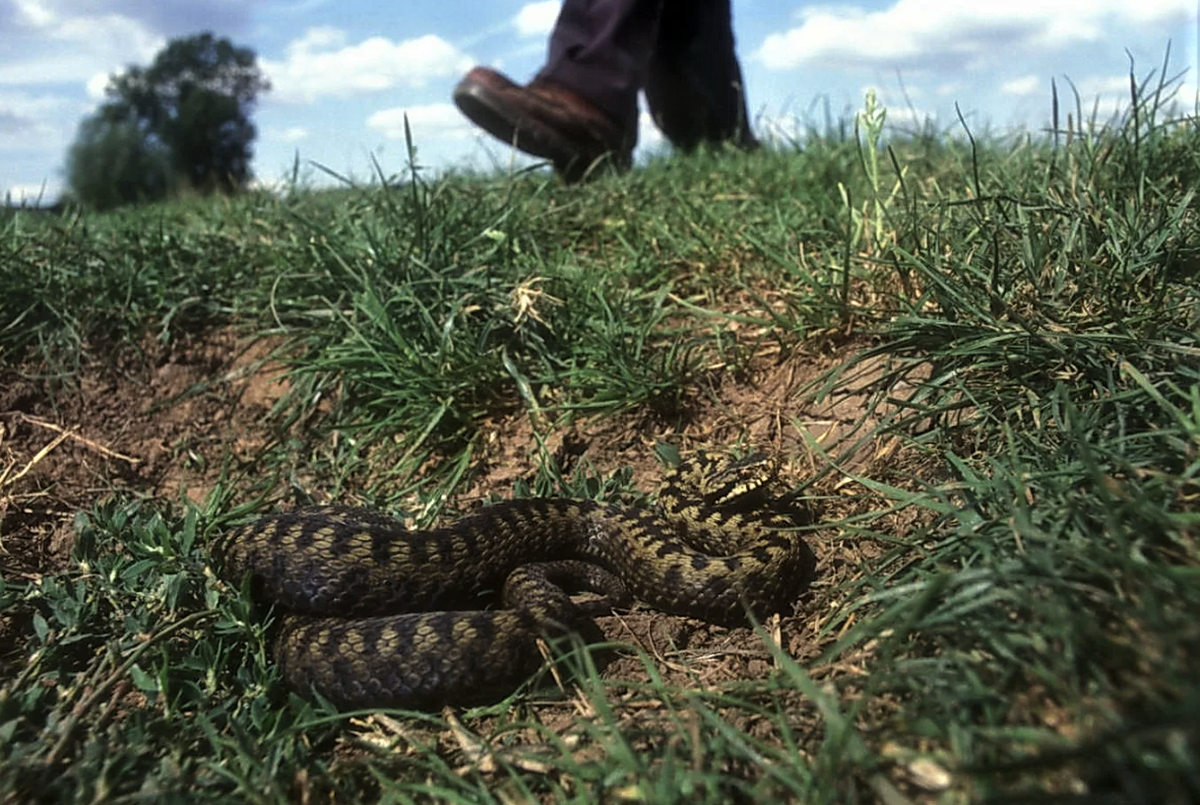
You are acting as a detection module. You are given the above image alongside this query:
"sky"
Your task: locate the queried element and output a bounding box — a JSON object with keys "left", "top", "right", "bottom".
{"left": 2, "top": 0, "right": 1197, "bottom": 204}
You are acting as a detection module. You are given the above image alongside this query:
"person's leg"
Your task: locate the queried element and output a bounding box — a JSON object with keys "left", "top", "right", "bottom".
{"left": 452, "top": 0, "right": 663, "bottom": 182}
{"left": 536, "top": 0, "right": 665, "bottom": 149}
{"left": 644, "top": 0, "right": 758, "bottom": 151}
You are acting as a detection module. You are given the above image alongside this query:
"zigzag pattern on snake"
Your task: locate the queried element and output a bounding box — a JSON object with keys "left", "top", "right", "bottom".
{"left": 212, "top": 452, "right": 815, "bottom": 709}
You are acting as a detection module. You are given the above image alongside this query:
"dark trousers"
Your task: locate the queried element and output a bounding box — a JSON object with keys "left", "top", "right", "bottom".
{"left": 537, "top": 0, "right": 756, "bottom": 151}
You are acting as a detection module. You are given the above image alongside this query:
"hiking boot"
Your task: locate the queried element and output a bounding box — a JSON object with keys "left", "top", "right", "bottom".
{"left": 453, "top": 66, "right": 632, "bottom": 183}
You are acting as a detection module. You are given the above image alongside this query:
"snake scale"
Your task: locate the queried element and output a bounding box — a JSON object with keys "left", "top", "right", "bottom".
{"left": 213, "top": 452, "right": 815, "bottom": 709}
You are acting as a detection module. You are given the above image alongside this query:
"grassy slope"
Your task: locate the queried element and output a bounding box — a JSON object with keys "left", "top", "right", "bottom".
{"left": 1, "top": 73, "right": 1198, "bottom": 803}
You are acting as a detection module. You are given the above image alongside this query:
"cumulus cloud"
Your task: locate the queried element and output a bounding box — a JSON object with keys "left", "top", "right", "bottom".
{"left": 1178, "top": 81, "right": 1199, "bottom": 108}
{"left": 1002, "top": 75, "right": 1041, "bottom": 96}
{"left": 757, "top": 0, "right": 1194, "bottom": 71}
{"left": 0, "top": 3, "right": 162, "bottom": 156}
{"left": 264, "top": 126, "right": 309, "bottom": 143}
{"left": 879, "top": 104, "right": 933, "bottom": 125}
{"left": 4, "top": 181, "right": 63, "bottom": 205}
{"left": 287, "top": 26, "right": 345, "bottom": 52}
{"left": 514, "top": 1, "right": 561, "bottom": 37}
{"left": 263, "top": 28, "right": 475, "bottom": 104}
{"left": 367, "top": 103, "right": 476, "bottom": 141}
{"left": 0, "top": 90, "right": 80, "bottom": 151}
{"left": 1064, "top": 75, "right": 1143, "bottom": 118}
{"left": 9, "top": 0, "right": 163, "bottom": 56}
{"left": 86, "top": 72, "right": 111, "bottom": 101}
{"left": 0, "top": 90, "right": 77, "bottom": 119}
{"left": 0, "top": 1, "right": 163, "bottom": 87}
{"left": 16, "top": 0, "right": 252, "bottom": 38}
{"left": 13, "top": 0, "right": 55, "bottom": 27}
{"left": 1075, "top": 76, "right": 1138, "bottom": 95}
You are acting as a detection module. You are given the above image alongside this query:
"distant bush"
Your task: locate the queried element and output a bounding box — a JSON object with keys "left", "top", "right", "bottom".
{"left": 65, "top": 115, "right": 174, "bottom": 211}
{"left": 65, "top": 32, "right": 269, "bottom": 210}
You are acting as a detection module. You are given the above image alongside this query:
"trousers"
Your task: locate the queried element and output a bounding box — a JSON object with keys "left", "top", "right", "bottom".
{"left": 536, "top": 0, "right": 756, "bottom": 151}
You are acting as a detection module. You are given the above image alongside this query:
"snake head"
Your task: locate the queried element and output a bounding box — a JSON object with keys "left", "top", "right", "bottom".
{"left": 686, "top": 450, "right": 780, "bottom": 507}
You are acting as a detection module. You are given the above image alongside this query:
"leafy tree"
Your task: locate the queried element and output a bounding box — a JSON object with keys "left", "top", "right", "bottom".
{"left": 66, "top": 32, "right": 270, "bottom": 209}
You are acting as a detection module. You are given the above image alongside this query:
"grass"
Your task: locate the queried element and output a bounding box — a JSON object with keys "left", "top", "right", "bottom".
{"left": 1, "top": 55, "right": 1198, "bottom": 802}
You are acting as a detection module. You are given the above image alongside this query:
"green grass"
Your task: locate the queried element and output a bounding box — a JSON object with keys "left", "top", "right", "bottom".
{"left": 1, "top": 56, "right": 1198, "bottom": 802}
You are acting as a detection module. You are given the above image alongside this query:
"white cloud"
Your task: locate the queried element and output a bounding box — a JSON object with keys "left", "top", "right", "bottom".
{"left": 514, "top": 1, "right": 560, "bottom": 38}
{"left": 756, "top": 0, "right": 1194, "bottom": 71}
{"left": 26, "top": 0, "right": 254, "bottom": 38}
{"left": 1002, "top": 75, "right": 1041, "bottom": 96}
{"left": 882, "top": 105, "right": 933, "bottom": 125}
{"left": 1177, "top": 82, "right": 1199, "bottom": 111}
{"left": 287, "top": 26, "right": 346, "bottom": 53}
{"left": 14, "top": 0, "right": 56, "bottom": 27}
{"left": 0, "top": 90, "right": 78, "bottom": 150}
{"left": 263, "top": 28, "right": 474, "bottom": 104}
{"left": 248, "top": 176, "right": 289, "bottom": 194}
{"left": 1049, "top": 74, "right": 1200, "bottom": 121}
{"left": 1064, "top": 75, "right": 1138, "bottom": 118}
{"left": 86, "top": 72, "right": 110, "bottom": 100}
{"left": 0, "top": 2, "right": 163, "bottom": 88}
{"left": 1075, "top": 76, "right": 1134, "bottom": 95}
{"left": 10, "top": 1, "right": 162, "bottom": 57}
{"left": 4, "top": 181, "right": 63, "bottom": 205}
{"left": 265, "top": 126, "right": 309, "bottom": 143}
{"left": 367, "top": 103, "right": 475, "bottom": 141}
{"left": 0, "top": 90, "right": 76, "bottom": 119}
{"left": 52, "top": 12, "right": 160, "bottom": 53}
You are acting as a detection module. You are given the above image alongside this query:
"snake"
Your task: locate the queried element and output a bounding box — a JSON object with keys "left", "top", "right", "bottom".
{"left": 212, "top": 452, "right": 815, "bottom": 709}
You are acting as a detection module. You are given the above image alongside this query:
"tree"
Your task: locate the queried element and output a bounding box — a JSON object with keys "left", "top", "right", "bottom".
{"left": 66, "top": 32, "right": 269, "bottom": 208}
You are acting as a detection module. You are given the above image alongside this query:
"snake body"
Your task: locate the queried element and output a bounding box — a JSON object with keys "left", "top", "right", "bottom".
{"left": 214, "top": 453, "right": 814, "bottom": 708}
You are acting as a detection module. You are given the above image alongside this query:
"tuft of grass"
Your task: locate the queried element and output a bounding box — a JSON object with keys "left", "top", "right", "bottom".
{"left": 826, "top": 52, "right": 1200, "bottom": 800}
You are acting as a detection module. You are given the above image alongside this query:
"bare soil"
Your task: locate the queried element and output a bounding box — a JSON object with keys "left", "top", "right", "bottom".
{"left": 0, "top": 325, "right": 935, "bottom": 790}
{"left": 1, "top": 328, "right": 286, "bottom": 578}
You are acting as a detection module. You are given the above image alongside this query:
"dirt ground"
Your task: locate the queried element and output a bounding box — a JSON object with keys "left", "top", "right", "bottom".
{"left": 0, "top": 329, "right": 287, "bottom": 578}
{"left": 1, "top": 324, "right": 912, "bottom": 571}
{"left": 0, "top": 325, "right": 933, "bottom": 786}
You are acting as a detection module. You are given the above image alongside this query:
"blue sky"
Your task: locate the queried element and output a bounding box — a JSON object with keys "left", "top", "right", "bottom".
{"left": 2, "top": 0, "right": 1196, "bottom": 203}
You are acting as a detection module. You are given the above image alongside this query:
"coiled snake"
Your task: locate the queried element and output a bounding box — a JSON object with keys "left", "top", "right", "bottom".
{"left": 213, "top": 452, "right": 814, "bottom": 709}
